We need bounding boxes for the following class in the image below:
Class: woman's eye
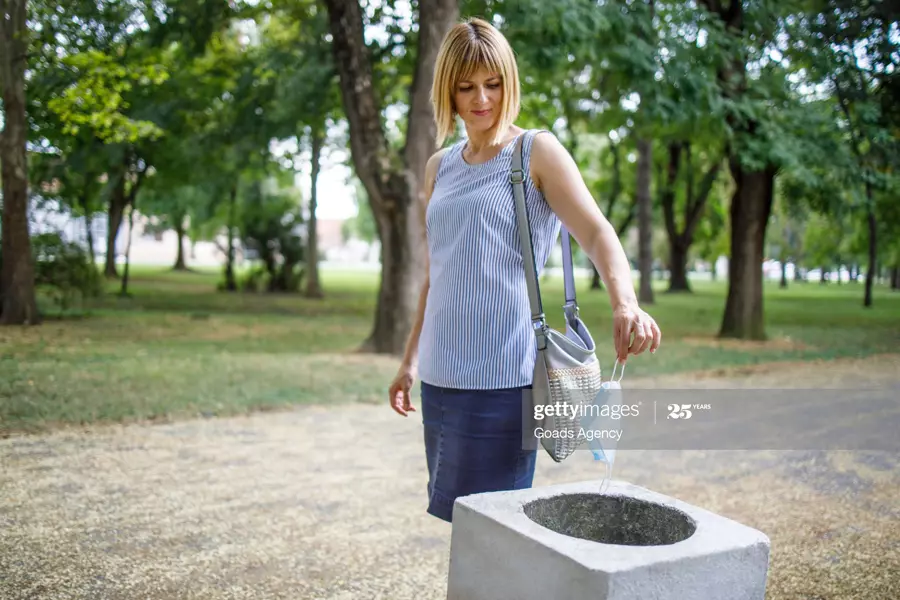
[458,87,472,92]
[487,83,500,89]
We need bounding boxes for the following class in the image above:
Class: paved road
[2,355,898,599]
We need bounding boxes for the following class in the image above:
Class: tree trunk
[719,164,776,339]
[85,211,96,266]
[0,0,39,325]
[668,240,690,292]
[323,0,458,353]
[636,137,654,304]
[890,266,898,290]
[660,142,720,293]
[864,196,876,307]
[111,162,147,285]
[305,125,324,299]
[700,0,777,340]
[711,259,717,281]
[591,140,631,292]
[223,183,238,292]
[78,186,97,266]
[780,256,788,289]
[119,201,135,297]
[105,172,127,279]
[173,216,187,271]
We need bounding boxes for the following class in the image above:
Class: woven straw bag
[511,133,604,462]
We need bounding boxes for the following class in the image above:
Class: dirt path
[2,355,898,599]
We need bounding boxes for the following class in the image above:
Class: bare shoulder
[529,131,571,191]
[424,147,452,197]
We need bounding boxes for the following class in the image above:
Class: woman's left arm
[529,131,661,362]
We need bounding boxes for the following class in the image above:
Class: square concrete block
[447,480,770,600]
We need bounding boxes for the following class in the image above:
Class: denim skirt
[421,380,537,522]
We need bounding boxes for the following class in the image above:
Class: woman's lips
[473,109,491,116]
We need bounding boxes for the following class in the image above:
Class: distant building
[29,201,377,268]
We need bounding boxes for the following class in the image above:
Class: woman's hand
[388,364,417,417]
[613,303,662,363]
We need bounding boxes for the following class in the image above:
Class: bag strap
[510,132,581,336]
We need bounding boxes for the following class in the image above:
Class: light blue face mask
[579,360,625,494]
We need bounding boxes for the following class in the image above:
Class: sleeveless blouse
[417,129,562,390]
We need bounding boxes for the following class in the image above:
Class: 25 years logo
[667,404,692,419]
[667,403,711,419]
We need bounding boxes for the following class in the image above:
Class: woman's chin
[463,119,500,134]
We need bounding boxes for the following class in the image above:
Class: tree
[633,0,657,305]
[699,0,782,339]
[584,133,637,290]
[660,142,723,292]
[305,125,325,298]
[323,0,458,353]
[636,137,655,303]
[262,3,340,299]
[30,0,239,280]
[0,0,40,325]
[787,0,899,306]
[42,47,168,278]
[766,184,807,288]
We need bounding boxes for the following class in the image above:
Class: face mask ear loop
[611,358,626,383]
[599,459,612,495]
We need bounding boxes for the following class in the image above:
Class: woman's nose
[476,87,488,103]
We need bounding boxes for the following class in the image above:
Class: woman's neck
[463,125,521,157]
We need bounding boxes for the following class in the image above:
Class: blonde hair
[431,17,521,147]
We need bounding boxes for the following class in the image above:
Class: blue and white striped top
[418,129,562,390]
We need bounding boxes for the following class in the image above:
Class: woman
[388,17,662,523]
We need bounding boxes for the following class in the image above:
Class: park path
[1,355,898,600]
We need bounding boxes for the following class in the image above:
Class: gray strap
[561,227,576,307]
[510,133,579,329]
[510,134,544,325]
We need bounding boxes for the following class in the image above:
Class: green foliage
[237,180,306,293]
[801,212,845,269]
[782,0,900,206]
[3,232,104,312]
[46,50,169,143]
[18,0,900,324]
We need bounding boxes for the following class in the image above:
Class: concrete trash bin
[446,480,770,600]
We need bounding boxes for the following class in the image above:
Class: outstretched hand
[613,303,661,363]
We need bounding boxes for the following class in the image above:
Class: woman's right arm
[389,149,447,416]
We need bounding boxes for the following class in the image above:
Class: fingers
[628,322,648,356]
[389,377,416,417]
[403,390,416,413]
[649,320,662,353]
[616,320,631,362]
[636,321,654,355]
[389,383,409,417]
[613,306,662,364]
[619,316,661,360]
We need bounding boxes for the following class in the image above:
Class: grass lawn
[1,266,898,435]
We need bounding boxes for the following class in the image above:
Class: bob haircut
[431,17,521,147]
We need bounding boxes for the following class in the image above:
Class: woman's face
[453,67,503,136]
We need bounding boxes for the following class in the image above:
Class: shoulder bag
[510,132,604,462]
